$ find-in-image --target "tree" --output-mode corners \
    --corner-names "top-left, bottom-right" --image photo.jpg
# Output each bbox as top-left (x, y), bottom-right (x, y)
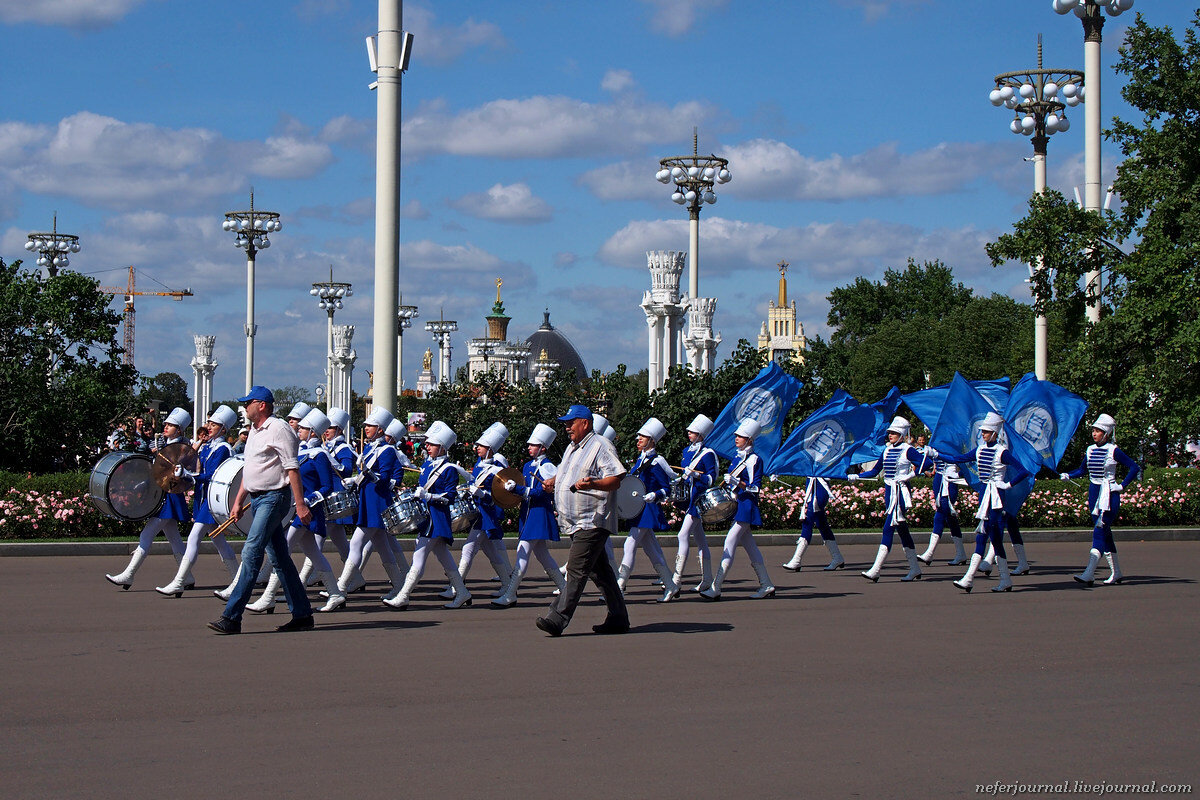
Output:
top-left (0, 259), bottom-right (138, 471)
top-left (138, 371), bottom-right (190, 416)
top-left (271, 385), bottom-right (312, 414)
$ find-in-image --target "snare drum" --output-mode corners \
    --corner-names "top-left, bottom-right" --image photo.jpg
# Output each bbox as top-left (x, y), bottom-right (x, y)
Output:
top-left (88, 451), bottom-right (164, 521)
top-left (207, 457), bottom-right (295, 537)
top-left (667, 477), bottom-right (691, 509)
top-left (616, 475), bottom-right (647, 521)
top-left (697, 486), bottom-right (737, 527)
top-left (323, 489), bottom-right (359, 520)
top-left (449, 495), bottom-right (481, 534)
top-left (382, 491), bottom-right (429, 536)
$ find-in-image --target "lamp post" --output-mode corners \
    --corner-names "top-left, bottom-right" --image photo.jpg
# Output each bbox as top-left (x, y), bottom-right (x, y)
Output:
top-left (425, 314), bottom-right (458, 385)
top-left (991, 36), bottom-right (1082, 381)
top-left (505, 341), bottom-right (531, 383)
top-left (24, 215), bottom-right (80, 277)
top-left (223, 191), bottom-right (282, 393)
top-left (655, 129), bottom-right (730, 301)
top-left (310, 268), bottom-right (353, 405)
top-left (397, 298), bottom-right (419, 394)
top-left (1053, 0), bottom-right (1134, 323)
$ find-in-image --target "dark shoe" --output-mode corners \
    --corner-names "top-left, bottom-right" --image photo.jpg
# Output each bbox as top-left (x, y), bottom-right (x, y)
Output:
top-left (207, 616), bottom-right (241, 635)
top-left (591, 618), bottom-right (630, 635)
top-left (535, 617), bottom-right (563, 637)
top-left (275, 615), bottom-right (315, 632)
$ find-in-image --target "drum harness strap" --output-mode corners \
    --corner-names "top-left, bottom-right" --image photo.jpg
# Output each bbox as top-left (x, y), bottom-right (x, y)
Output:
top-left (799, 477), bottom-right (830, 521)
top-left (421, 458), bottom-right (455, 505)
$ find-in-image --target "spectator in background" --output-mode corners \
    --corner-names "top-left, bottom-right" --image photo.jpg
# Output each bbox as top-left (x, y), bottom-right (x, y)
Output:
top-left (232, 427), bottom-right (250, 455)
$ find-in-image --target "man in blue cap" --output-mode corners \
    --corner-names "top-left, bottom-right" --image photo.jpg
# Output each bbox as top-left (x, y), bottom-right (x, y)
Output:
top-left (536, 404), bottom-right (630, 636)
top-left (208, 386), bottom-right (314, 634)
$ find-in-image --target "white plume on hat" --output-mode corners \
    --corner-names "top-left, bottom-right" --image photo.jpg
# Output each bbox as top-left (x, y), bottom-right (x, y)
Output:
top-left (1093, 413), bottom-right (1116, 436)
top-left (477, 422), bottom-right (509, 452)
top-left (287, 402), bottom-right (313, 421)
top-left (980, 411), bottom-right (1004, 433)
top-left (687, 414), bottom-right (714, 439)
top-left (207, 405), bottom-right (237, 432)
top-left (385, 419), bottom-right (406, 440)
top-left (365, 407), bottom-right (394, 429)
top-left (300, 409), bottom-right (331, 437)
top-left (528, 423), bottom-right (556, 448)
top-left (735, 418), bottom-right (761, 440)
top-left (592, 414), bottom-right (610, 435)
top-left (326, 407), bottom-right (350, 430)
top-left (638, 417), bottom-right (666, 443)
top-left (165, 407), bottom-right (192, 429)
top-left (886, 415), bottom-right (910, 437)
top-left (425, 420), bottom-right (457, 448)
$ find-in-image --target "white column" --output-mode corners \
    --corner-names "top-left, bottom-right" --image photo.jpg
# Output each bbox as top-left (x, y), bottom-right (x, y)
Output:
top-left (1084, 16), bottom-right (1103, 324)
top-left (1034, 143), bottom-right (1048, 381)
top-left (244, 251), bottom-right (255, 393)
top-left (688, 208), bottom-right (700, 300)
top-left (191, 335), bottom-right (217, 440)
top-left (646, 312), bottom-right (659, 392)
top-left (372, 0), bottom-right (404, 411)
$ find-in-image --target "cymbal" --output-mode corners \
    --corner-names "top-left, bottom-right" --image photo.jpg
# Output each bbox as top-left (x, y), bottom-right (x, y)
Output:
top-left (490, 466), bottom-right (525, 509)
top-left (152, 442), bottom-right (198, 493)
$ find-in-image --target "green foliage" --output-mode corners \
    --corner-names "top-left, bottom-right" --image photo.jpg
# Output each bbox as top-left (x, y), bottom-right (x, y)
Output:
top-left (137, 371), bottom-right (190, 415)
top-left (0, 259), bottom-right (138, 472)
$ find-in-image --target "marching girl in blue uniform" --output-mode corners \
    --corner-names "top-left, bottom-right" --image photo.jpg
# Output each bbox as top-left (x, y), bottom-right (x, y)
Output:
top-left (246, 409), bottom-right (345, 613)
top-left (931, 412), bottom-right (1030, 593)
top-left (617, 418), bottom-right (680, 602)
top-left (849, 416), bottom-right (929, 583)
top-left (492, 423), bottom-right (566, 607)
top-left (336, 407), bottom-right (408, 602)
top-left (298, 406), bottom-right (359, 589)
top-left (106, 407), bottom-right (194, 590)
top-left (700, 419), bottom-right (775, 600)
top-left (445, 422), bottom-right (513, 599)
top-left (917, 449), bottom-right (968, 566)
top-left (155, 405), bottom-right (240, 596)
top-left (384, 421), bottom-right (470, 609)
top-left (672, 414), bottom-right (719, 592)
top-left (782, 476), bottom-right (846, 572)
top-left (1060, 413), bottom-right (1141, 586)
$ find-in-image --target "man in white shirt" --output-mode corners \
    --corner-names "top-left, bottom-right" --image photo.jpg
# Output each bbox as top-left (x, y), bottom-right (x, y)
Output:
top-left (209, 386), bottom-right (314, 634)
top-left (536, 404), bottom-right (630, 636)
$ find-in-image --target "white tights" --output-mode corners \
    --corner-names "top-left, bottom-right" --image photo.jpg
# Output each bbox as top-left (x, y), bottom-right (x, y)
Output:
top-left (622, 526), bottom-right (667, 570)
top-left (348, 526), bottom-right (398, 569)
top-left (323, 522), bottom-right (351, 560)
top-left (182, 521), bottom-right (236, 563)
top-left (514, 539), bottom-right (560, 579)
top-left (676, 514), bottom-right (711, 570)
top-left (287, 525), bottom-right (333, 573)
top-left (137, 518), bottom-right (185, 555)
top-left (406, 536), bottom-right (457, 582)
top-left (720, 521), bottom-right (765, 567)
top-left (459, 527), bottom-right (507, 574)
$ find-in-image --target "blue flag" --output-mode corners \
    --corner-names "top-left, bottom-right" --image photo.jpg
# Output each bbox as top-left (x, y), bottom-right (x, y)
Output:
top-left (929, 374), bottom-right (997, 487)
top-left (851, 386), bottom-right (903, 465)
top-left (1003, 373), bottom-right (1089, 473)
top-left (767, 389), bottom-right (877, 478)
top-left (902, 376), bottom-right (1012, 434)
top-left (706, 361), bottom-right (804, 463)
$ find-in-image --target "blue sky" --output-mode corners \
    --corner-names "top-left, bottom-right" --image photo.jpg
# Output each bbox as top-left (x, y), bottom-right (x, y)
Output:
top-left (1, 0), bottom-right (1187, 404)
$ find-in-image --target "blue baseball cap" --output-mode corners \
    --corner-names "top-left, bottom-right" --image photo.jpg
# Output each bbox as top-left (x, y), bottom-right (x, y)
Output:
top-left (557, 404), bottom-right (592, 423)
top-left (237, 385), bottom-right (275, 404)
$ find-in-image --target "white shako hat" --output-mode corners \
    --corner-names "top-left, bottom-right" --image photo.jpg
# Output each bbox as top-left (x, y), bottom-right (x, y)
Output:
top-left (425, 420), bottom-right (457, 449)
top-left (735, 418), bottom-right (761, 440)
top-left (207, 405), bottom-right (238, 432)
top-left (365, 407), bottom-right (394, 429)
top-left (591, 414), bottom-right (610, 435)
top-left (638, 417), bottom-right (667, 444)
top-left (287, 402), bottom-right (313, 421)
top-left (476, 422), bottom-right (509, 452)
top-left (300, 409), bottom-right (331, 437)
top-left (385, 419), bottom-right (406, 440)
top-left (886, 415), bottom-right (911, 437)
top-left (1093, 413), bottom-right (1116, 436)
top-left (687, 414), bottom-right (715, 439)
top-left (165, 407), bottom-right (192, 429)
top-left (602, 427), bottom-right (617, 442)
top-left (528, 423), bottom-right (557, 448)
top-left (980, 411), bottom-right (1004, 433)
top-left (326, 407), bottom-right (350, 430)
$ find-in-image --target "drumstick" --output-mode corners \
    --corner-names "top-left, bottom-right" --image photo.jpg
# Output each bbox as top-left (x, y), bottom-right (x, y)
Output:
top-left (208, 503), bottom-right (251, 538)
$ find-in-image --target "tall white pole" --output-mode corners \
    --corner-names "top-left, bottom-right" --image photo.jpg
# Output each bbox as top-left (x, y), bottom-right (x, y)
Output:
top-left (244, 250), bottom-right (255, 393)
top-left (372, 0), bottom-right (403, 412)
top-left (688, 209), bottom-right (700, 300)
top-left (396, 328), bottom-right (404, 394)
top-left (1084, 10), bottom-right (1103, 324)
top-left (1033, 140), bottom-right (1048, 381)
top-left (326, 312), bottom-right (334, 406)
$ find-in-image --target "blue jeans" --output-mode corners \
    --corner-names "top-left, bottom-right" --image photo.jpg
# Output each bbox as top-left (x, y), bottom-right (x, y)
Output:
top-left (223, 488), bottom-right (312, 621)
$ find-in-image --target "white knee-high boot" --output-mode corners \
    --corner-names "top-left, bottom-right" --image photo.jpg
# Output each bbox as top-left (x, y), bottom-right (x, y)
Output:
top-left (616, 564), bottom-right (631, 594)
top-left (699, 558), bottom-right (730, 600)
top-left (381, 561), bottom-right (407, 600)
top-left (901, 547), bottom-right (922, 582)
top-left (655, 562), bottom-right (680, 602)
top-left (106, 547), bottom-right (148, 589)
top-left (672, 551), bottom-right (686, 587)
top-left (978, 543), bottom-right (995, 575)
top-left (214, 562), bottom-right (242, 600)
top-left (953, 553), bottom-right (983, 593)
top-left (299, 557), bottom-right (318, 587)
top-left (917, 534), bottom-right (939, 565)
top-left (948, 536), bottom-right (967, 566)
top-left (318, 569), bottom-right (346, 612)
top-left (172, 551), bottom-right (196, 589)
top-left (749, 561), bottom-right (776, 599)
top-left (246, 573), bottom-right (280, 613)
top-left (861, 545), bottom-right (888, 582)
top-left (783, 538), bottom-right (808, 571)
top-left (1012, 543), bottom-right (1030, 575)
top-left (695, 548), bottom-right (714, 592)
top-left (991, 557), bottom-right (1013, 592)
top-left (1075, 548), bottom-right (1102, 586)
top-left (337, 558), bottom-right (367, 594)
top-left (383, 569), bottom-right (421, 609)
top-left (1103, 552), bottom-right (1123, 585)
top-left (155, 553), bottom-right (195, 597)
top-left (444, 568), bottom-right (472, 609)
top-left (220, 554), bottom-right (239, 580)
top-left (492, 569), bottom-right (521, 608)
top-left (824, 539), bottom-right (845, 570)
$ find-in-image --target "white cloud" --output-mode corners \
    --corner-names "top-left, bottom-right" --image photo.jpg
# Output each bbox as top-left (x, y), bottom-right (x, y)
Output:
top-left (450, 182), bottom-right (552, 224)
top-left (0, 112), bottom-right (334, 211)
top-left (835, 0), bottom-right (929, 24)
top-left (0, 0), bottom-right (152, 28)
top-left (639, 0), bottom-right (729, 37)
top-left (601, 69), bottom-right (635, 93)
top-left (404, 4), bottom-right (507, 67)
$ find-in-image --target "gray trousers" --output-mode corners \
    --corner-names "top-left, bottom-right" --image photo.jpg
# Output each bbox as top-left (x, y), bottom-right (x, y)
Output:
top-left (546, 527), bottom-right (628, 631)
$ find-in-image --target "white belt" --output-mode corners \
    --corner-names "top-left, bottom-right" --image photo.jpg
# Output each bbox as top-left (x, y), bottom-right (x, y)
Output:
top-left (883, 478), bottom-right (911, 524)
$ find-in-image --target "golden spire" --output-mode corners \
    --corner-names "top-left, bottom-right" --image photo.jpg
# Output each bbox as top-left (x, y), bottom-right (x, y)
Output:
top-left (496, 277), bottom-right (503, 304)
top-left (777, 259), bottom-right (789, 306)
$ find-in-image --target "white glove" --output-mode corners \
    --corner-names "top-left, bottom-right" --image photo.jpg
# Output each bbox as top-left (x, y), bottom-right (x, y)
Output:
top-left (924, 446), bottom-right (939, 459)
top-left (173, 465), bottom-right (184, 478)
top-left (1111, 482), bottom-right (1123, 493)
top-left (995, 481), bottom-right (1011, 491)
top-left (343, 474), bottom-right (364, 489)
top-left (644, 491), bottom-right (658, 503)
top-left (504, 480), bottom-right (517, 492)
top-left (413, 486), bottom-right (428, 501)
top-left (1059, 473), bottom-right (1069, 481)
top-left (847, 473), bottom-right (860, 482)
top-left (723, 473), bottom-right (736, 487)
top-left (466, 484), bottom-right (480, 498)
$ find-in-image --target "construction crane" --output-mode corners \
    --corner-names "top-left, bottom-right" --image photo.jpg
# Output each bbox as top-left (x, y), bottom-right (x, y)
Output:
top-left (97, 266), bottom-right (194, 368)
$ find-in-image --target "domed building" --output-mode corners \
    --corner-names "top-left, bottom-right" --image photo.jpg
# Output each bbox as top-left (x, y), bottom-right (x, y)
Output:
top-left (463, 280), bottom-right (587, 386)
top-left (520, 310), bottom-right (587, 383)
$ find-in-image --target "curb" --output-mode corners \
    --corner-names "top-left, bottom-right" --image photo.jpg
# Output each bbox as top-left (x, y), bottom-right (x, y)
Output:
top-left (2, 527), bottom-right (1198, 557)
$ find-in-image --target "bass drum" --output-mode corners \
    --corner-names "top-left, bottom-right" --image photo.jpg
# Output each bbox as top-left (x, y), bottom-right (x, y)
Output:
top-left (382, 491), bottom-right (429, 536)
top-left (207, 457), bottom-right (294, 537)
top-left (616, 474), bottom-right (647, 521)
top-left (88, 451), bottom-right (164, 521)
top-left (698, 486), bottom-right (737, 527)
top-left (449, 495), bottom-right (481, 534)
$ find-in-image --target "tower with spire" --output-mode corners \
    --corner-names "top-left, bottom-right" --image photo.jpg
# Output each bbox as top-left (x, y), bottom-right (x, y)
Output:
top-left (757, 260), bottom-right (806, 365)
